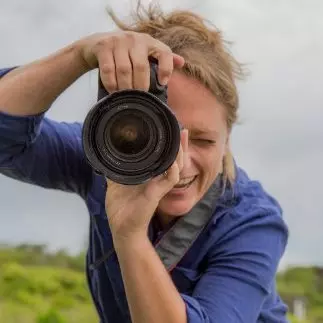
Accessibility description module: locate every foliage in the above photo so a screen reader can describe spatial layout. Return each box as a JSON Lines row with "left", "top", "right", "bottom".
{"left": 277, "top": 266, "right": 323, "bottom": 322}
{"left": 1, "top": 243, "right": 323, "bottom": 322}
{"left": 0, "top": 243, "right": 85, "bottom": 272}
{"left": 0, "top": 244, "right": 96, "bottom": 323}
{"left": 36, "top": 308, "right": 66, "bottom": 323}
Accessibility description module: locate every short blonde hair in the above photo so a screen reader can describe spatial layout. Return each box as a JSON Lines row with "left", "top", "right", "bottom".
{"left": 108, "top": 1, "right": 246, "bottom": 186}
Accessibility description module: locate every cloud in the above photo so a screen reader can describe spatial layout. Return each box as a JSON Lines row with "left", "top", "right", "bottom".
{"left": 0, "top": 0, "right": 322, "bottom": 268}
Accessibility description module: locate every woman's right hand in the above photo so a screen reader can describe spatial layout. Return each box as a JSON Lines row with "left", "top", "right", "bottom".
{"left": 77, "top": 31, "right": 185, "bottom": 93}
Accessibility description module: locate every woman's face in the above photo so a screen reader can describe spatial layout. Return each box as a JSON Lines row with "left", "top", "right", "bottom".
{"left": 157, "top": 71, "right": 229, "bottom": 221}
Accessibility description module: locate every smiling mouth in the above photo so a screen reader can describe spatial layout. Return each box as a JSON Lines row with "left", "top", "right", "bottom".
{"left": 173, "top": 176, "right": 197, "bottom": 189}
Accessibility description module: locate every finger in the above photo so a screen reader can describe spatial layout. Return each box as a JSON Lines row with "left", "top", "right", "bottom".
{"left": 158, "top": 146, "right": 184, "bottom": 188}
{"left": 114, "top": 45, "right": 133, "bottom": 90}
{"left": 146, "top": 37, "right": 174, "bottom": 85}
{"left": 177, "top": 129, "right": 188, "bottom": 172}
{"left": 97, "top": 50, "right": 117, "bottom": 93}
{"left": 155, "top": 51, "right": 185, "bottom": 85}
{"left": 129, "top": 47, "right": 150, "bottom": 91}
{"left": 155, "top": 48, "right": 174, "bottom": 85}
{"left": 180, "top": 129, "right": 189, "bottom": 154}
{"left": 154, "top": 128, "right": 188, "bottom": 187}
{"left": 173, "top": 54, "right": 185, "bottom": 68}
{"left": 150, "top": 165, "right": 178, "bottom": 199}
{"left": 176, "top": 144, "right": 184, "bottom": 175}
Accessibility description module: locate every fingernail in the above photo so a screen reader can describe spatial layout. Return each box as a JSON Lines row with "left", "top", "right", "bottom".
{"left": 160, "top": 76, "right": 169, "bottom": 85}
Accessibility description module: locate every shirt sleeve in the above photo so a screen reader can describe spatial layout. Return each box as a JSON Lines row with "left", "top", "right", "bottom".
{"left": 0, "top": 67, "right": 16, "bottom": 77}
{"left": 180, "top": 205, "right": 289, "bottom": 323}
{"left": 0, "top": 68, "right": 92, "bottom": 199}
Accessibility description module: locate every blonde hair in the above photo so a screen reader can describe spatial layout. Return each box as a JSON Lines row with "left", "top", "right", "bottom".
{"left": 107, "top": 1, "right": 246, "bottom": 186}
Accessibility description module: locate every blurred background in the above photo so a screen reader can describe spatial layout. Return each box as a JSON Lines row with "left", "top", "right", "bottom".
{"left": 0, "top": 0, "right": 322, "bottom": 322}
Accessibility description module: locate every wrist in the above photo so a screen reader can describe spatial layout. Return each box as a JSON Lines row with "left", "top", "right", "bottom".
{"left": 70, "top": 40, "right": 94, "bottom": 73}
{"left": 112, "top": 230, "right": 150, "bottom": 252}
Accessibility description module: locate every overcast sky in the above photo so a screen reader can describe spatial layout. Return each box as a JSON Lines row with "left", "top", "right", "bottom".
{"left": 0, "top": 0, "right": 322, "bottom": 270}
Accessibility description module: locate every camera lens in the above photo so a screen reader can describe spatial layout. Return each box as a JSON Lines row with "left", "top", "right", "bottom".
{"left": 82, "top": 89, "right": 181, "bottom": 185}
{"left": 108, "top": 113, "right": 149, "bottom": 155}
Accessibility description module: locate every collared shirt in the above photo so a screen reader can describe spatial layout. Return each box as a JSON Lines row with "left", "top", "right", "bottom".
{"left": 0, "top": 67, "right": 289, "bottom": 322}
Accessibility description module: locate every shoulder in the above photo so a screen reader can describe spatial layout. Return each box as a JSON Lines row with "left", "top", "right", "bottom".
{"left": 201, "top": 165, "right": 289, "bottom": 293}
{"left": 209, "top": 164, "right": 289, "bottom": 250}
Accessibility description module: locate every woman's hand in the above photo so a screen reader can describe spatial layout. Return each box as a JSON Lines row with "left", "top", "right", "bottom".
{"left": 105, "top": 129, "right": 188, "bottom": 242}
{"left": 77, "top": 30, "right": 184, "bottom": 92}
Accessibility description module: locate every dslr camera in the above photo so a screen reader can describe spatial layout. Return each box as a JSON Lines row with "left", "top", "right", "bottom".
{"left": 82, "top": 60, "right": 181, "bottom": 185}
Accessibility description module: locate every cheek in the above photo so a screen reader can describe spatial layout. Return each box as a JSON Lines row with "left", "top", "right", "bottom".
{"left": 200, "top": 147, "right": 226, "bottom": 178}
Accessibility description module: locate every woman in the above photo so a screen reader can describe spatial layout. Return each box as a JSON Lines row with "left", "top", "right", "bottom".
{"left": 0, "top": 2, "right": 289, "bottom": 323}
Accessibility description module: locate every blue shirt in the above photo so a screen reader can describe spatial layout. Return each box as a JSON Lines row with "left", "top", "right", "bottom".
{"left": 0, "top": 67, "right": 289, "bottom": 322}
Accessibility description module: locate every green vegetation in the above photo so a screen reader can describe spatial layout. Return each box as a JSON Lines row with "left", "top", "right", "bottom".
{"left": 0, "top": 243, "right": 322, "bottom": 322}
{"left": 0, "top": 244, "right": 97, "bottom": 323}
{"left": 278, "top": 266, "right": 323, "bottom": 323}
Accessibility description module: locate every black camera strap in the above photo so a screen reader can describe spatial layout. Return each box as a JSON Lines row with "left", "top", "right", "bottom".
{"left": 154, "top": 175, "right": 223, "bottom": 272}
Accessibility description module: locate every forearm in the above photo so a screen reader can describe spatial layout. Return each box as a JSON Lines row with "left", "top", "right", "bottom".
{"left": 0, "top": 42, "right": 89, "bottom": 116}
{"left": 114, "top": 235, "right": 187, "bottom": 323}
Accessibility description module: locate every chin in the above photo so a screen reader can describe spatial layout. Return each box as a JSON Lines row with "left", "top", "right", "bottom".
{"left": 157, "top": 196, "right": 196, "bottom": 218}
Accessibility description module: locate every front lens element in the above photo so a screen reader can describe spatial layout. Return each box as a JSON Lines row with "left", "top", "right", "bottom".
{"left": 109, "top": 114, "right": 149, "bottom": 155}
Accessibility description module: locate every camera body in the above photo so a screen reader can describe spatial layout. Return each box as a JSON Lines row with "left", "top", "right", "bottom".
{"left": 82, "top": 61, "right": 181, "bottom": 185}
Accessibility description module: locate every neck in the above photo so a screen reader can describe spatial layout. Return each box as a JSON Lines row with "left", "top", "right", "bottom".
{"left": 155, "top": 210, "right": 178, "bottom": 230}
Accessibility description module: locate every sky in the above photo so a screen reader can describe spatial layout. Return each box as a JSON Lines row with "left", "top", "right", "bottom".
{"left": 0, "top": 0, "right": 322, "bottom": 270}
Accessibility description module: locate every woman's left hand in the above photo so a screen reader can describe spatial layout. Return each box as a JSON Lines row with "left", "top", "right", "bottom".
{"left": 105, "top": 129, "right": 188, "bottom": 242}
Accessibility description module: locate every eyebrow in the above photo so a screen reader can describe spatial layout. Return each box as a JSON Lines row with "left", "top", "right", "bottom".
{"left": 189, "top": 128, "right": 220, "bottom": 137}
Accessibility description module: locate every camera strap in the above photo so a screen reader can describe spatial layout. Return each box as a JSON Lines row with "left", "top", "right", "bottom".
{"left": 154, "top": 175, "right": 223, "bottom": 272}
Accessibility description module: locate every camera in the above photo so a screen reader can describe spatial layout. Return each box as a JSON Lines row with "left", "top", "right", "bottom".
{"left": 82, "top": 60, "right": 181, "bottom": 185}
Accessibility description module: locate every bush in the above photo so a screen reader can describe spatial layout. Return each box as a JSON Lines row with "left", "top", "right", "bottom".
{"left": 36, "top": 308, "right": 66, "bottom": 323}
